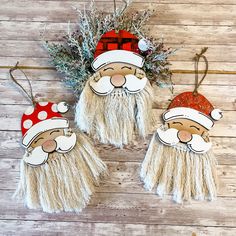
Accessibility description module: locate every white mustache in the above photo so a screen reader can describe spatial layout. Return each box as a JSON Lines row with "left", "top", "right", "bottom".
{"left": 89, "top": 76, "right": 114, "bottom": 95}
{"left": 55, "top": 133, "right": 77, "bottom": 153}
{"left": 187, "top": 134, "right": 212, "bottom": 154}
{"left": 124, "top": 74, "right": 148, "bottom": 93}
{"left": 23, "top": 146, "right": 49, "bottom": 167}
{"left": 23, "top": 133, "right": 77, "bottom": 166}
{"left": 89, "top": 74, "right": 147, "bottom": 96}
{"left": 156, "top": 127, "right": 212, "bottom": 154}
{"left": 156, "top": 128, "right": 179, "bottom": 146}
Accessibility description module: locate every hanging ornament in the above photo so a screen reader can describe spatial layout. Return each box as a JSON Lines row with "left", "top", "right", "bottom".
{"left": 76, "top": 30, "right": 153, "bottom": 147}
{"left": 10, "top": 62, "right": 107, "bottom": 213}
{"left": 140, "top": 48, "right": 223, "bottom": 203}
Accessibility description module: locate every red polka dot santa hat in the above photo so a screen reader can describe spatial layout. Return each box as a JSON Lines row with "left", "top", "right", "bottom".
{"left": 9, "top": 62, "right": 107, "bottom": 213}
{"left": 21, "top": 101, "right": 69, "bottom": 148}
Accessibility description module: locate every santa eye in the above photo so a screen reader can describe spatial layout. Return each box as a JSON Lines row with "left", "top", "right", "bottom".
{"left": 121, "top": 66, "right": 132, "bottom": 70}
{"left": 190, "top": 125, "right": 200, "bottom": 131}
{"left": 50, "top": 130, "right": 60, "bottom": 135}
{"left": 172, "top": 121, "right": 183, "bottom": 125}
{"left": 103, "top": 67, "right": 114, "bottom": 71}
{"left": 34, "top": 137, "right": 44, "bottom": 144}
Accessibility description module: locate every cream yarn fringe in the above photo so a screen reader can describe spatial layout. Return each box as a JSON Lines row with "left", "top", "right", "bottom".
{"left": 14, "top": 132, "right": 107, "bottom": 213}
{"left": 75, "top": 79, "right": 153, "bottom": 147}
{"left": 140, "top": 133, "right": 218, "bottom": 203}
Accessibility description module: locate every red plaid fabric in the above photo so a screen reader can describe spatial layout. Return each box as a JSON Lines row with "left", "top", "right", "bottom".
{"left": 94, "top": 30, "right": 139, "bottom": 58}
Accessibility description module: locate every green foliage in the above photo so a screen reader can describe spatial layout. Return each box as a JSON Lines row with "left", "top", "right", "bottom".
{"left": 45, "top": 0, "right": 175, "bottom": 96}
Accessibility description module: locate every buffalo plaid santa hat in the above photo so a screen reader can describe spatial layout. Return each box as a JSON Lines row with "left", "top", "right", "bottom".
{"left": 92, "top": 30, "right": 145, "bottom": 71}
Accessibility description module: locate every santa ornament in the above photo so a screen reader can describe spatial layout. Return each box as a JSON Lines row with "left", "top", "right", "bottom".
{"left": 140, "top": 48, "right": 223, "bottom": 202}
{"left": 10, "top": 63, "right": 107, "bottom": 213}
{"left": 76, "top": 30, "right": 153, "bottom": 147}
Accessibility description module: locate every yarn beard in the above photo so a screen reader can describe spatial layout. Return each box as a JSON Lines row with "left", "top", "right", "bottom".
{"left": 140, "top": 126, "right": 218, "bottom": 203}
{"left": 14, "top": 131, "right": 107, "bottom": 213}
{"left": 75, "top": 77, "right": 153, "bottom": 148}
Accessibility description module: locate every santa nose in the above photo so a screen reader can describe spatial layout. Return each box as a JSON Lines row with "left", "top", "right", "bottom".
{"left": 110, "top": 74, "right": 126, "bottom": 87}
{"left": 177, "top": 130, "right": 192, "bottom": 143}
{"left": 42, "top": 140, "right": 57, "bottom": 153}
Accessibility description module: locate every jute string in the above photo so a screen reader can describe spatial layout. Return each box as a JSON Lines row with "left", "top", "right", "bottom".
{"left": 193, "top": 47, "right": 209, "bottom": 95}
{"left": 9, "top": 61, "right": 36, "bottom": 106}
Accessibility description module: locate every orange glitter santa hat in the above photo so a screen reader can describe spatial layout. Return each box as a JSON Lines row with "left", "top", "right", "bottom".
{"left": 163, "top": 92, "right": 223, "bottom": 130}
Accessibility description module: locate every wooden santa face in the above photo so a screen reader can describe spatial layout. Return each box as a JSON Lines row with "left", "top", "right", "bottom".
{"left": 22, "top": 102, "right": 77, "bottom": 166}
{"left": 156, "top": 106, "right": 218, "bottom": 154}
{"left": 30, "top": 128, "right": 64, "bottom": 151}
{"left": 89, "top": 61, "right": 147, "bottom": 95}
{"left": 99, "top": 62, "right": 146, "bottom": 78}
{"left": 89, "top": 30, "right": 148, "bottom": 96}
{"left": 99, "top": 62, "right": 137, "bottom": 77}
{"left": 167, "top": 118, "right": 208, "bottom": 139}
{"left": 166, "top": 118, "right": 210, "bottom": 145}
{"left": 90, "top": 63, "right": 146, "bottom": 89}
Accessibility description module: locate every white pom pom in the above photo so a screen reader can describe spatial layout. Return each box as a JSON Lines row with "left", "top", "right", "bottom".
{"left": 57, "top": 102, "right": 69, "bottom": 113}
{"left": 138, "top": 39, "right": 150, "bottom": 52}
{"left": 211, "top": 108, "right": 223, "bottom": 121}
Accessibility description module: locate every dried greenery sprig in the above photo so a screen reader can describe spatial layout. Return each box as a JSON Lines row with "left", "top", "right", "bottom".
{"left": 45, "top": 0, "right": 176, "bottom": 96}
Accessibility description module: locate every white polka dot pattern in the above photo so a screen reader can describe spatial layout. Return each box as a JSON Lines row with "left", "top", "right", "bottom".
{"left": 24, "top": 106, "right": 34, "bottom": 115}
{"left": 51, "top": 103, "right": 58, "bottom": 112}
{"left": 23, "top": 119, "right": 33, "bottom": 129}
{"left": 39, "top": 102, "right": 48, "bottom": 106}
{"left": 38, "top": 111, "right": 47, "bottom": 120}
{"left": 21, "top": 101, "right": 71, "bottom": 147}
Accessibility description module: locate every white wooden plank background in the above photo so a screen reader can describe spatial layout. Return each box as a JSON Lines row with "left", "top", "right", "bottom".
{"left": 0, "top": 0, "right": 236, "bottom": 235}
